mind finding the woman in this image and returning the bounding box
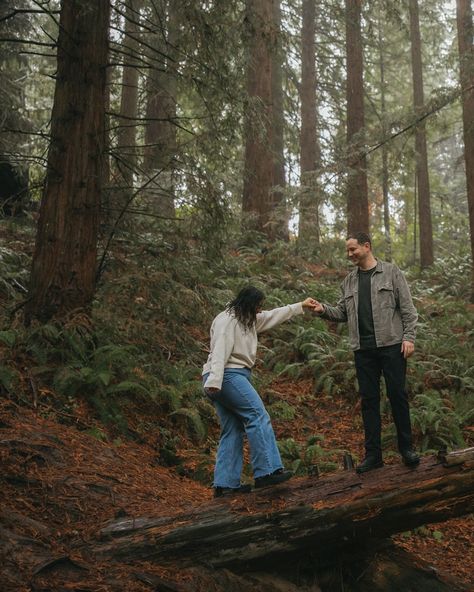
[202,286,317,497]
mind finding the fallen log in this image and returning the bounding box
[93,448,474,569]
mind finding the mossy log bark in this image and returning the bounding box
[94,449,474,569]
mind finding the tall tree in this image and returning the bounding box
[409,0,434,267]
[25,0,110,322]
[345,0,369,235]
[242,0,278,239]
[378,9,392,261]
[299,0,322,244]
[143,0,178,218]
[271,0,288,241]
[116,0,141,191]
[456,0,474,302]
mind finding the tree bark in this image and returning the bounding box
[143,0,177,218]
[271,0,288,241]
[242,0,278,240]
[409,0,434,267]
[116,0,141,190]
[94,449,474,569]
[456,0,474,302]
[299,0,321,245]
[378,11,392,261]
[345,0,369,236]
[25,0,110,323]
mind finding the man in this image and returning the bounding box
[313,232,420,473]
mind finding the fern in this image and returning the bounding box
[170,408,207,442]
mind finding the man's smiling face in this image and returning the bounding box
[346,238,371,267]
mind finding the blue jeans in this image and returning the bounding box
[203,368,283,488]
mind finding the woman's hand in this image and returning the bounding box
[301,297,320,311]
[205,387,220,396]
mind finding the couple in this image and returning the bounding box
[202,232,419,498]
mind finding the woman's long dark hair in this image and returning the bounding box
[226,286,265,330]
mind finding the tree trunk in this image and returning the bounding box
[378,11,391,262]
[25,0,110,323]
[116,0,141,190]
[299,0,321,245]
[242,0,277,239]
[409,0,434,267]
[456,0,474,302]
[143,0,177,218]
[345,0,369,236]
[95,449,474,568]
[271,0,288,241]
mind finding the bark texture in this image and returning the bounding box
[242,0,282,239]
[271,0,288,241]
[345,0,369,235]
[25,0,110,323]
[299,0,321,244]
[409,0,434,267]
[378,11,391,261]
[456,0,474,302]
[116,0,141,189]
[143,0,178,218]
[95,450,474,568]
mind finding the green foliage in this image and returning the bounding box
[410,390,468,451]
[0,245,30,301]
[170,408,207,443]
[278,435,341,476]
[0,364,17,393]
[267,400,297,420]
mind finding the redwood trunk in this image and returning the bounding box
[345,0,369,235]
[409,0,434,267]
[299,0,321,244]
[242,0,276,238]
[271,0,288,241]
[379,12,392,261]
[25,0,110,323]
[456,0,474,302]
[116,0,141,189]
[143,0,177,218]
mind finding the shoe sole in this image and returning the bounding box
[403,458,420,467]
[254,473,293,489]
[356,461,384,474]
[214,486,252,498]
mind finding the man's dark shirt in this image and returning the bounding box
[358,267,377,350]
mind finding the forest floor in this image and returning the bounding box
[1,221,473,590]
[1,371,473,591]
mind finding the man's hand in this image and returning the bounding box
[401,341,415,359]
[303,297,324,314]
[302,297,319,310]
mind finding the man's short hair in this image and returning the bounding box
[347,231,372,248]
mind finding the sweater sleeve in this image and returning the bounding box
[255,302,304,333]
[203,314,236,390]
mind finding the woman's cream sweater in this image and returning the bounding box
[202,303,304,390]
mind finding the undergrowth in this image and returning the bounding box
[1,220,473,482]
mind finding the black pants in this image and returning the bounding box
[354,343,413,457]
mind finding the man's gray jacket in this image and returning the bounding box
[320,260,418,351]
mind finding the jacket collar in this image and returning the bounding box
[349,258,384,279]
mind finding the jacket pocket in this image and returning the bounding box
[344,291,356,312]
[378,285,396,309]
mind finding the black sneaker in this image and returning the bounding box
[213,484,252,498]
[254,469,293,489]
[401,449,420,467]
[355,456,384,474]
